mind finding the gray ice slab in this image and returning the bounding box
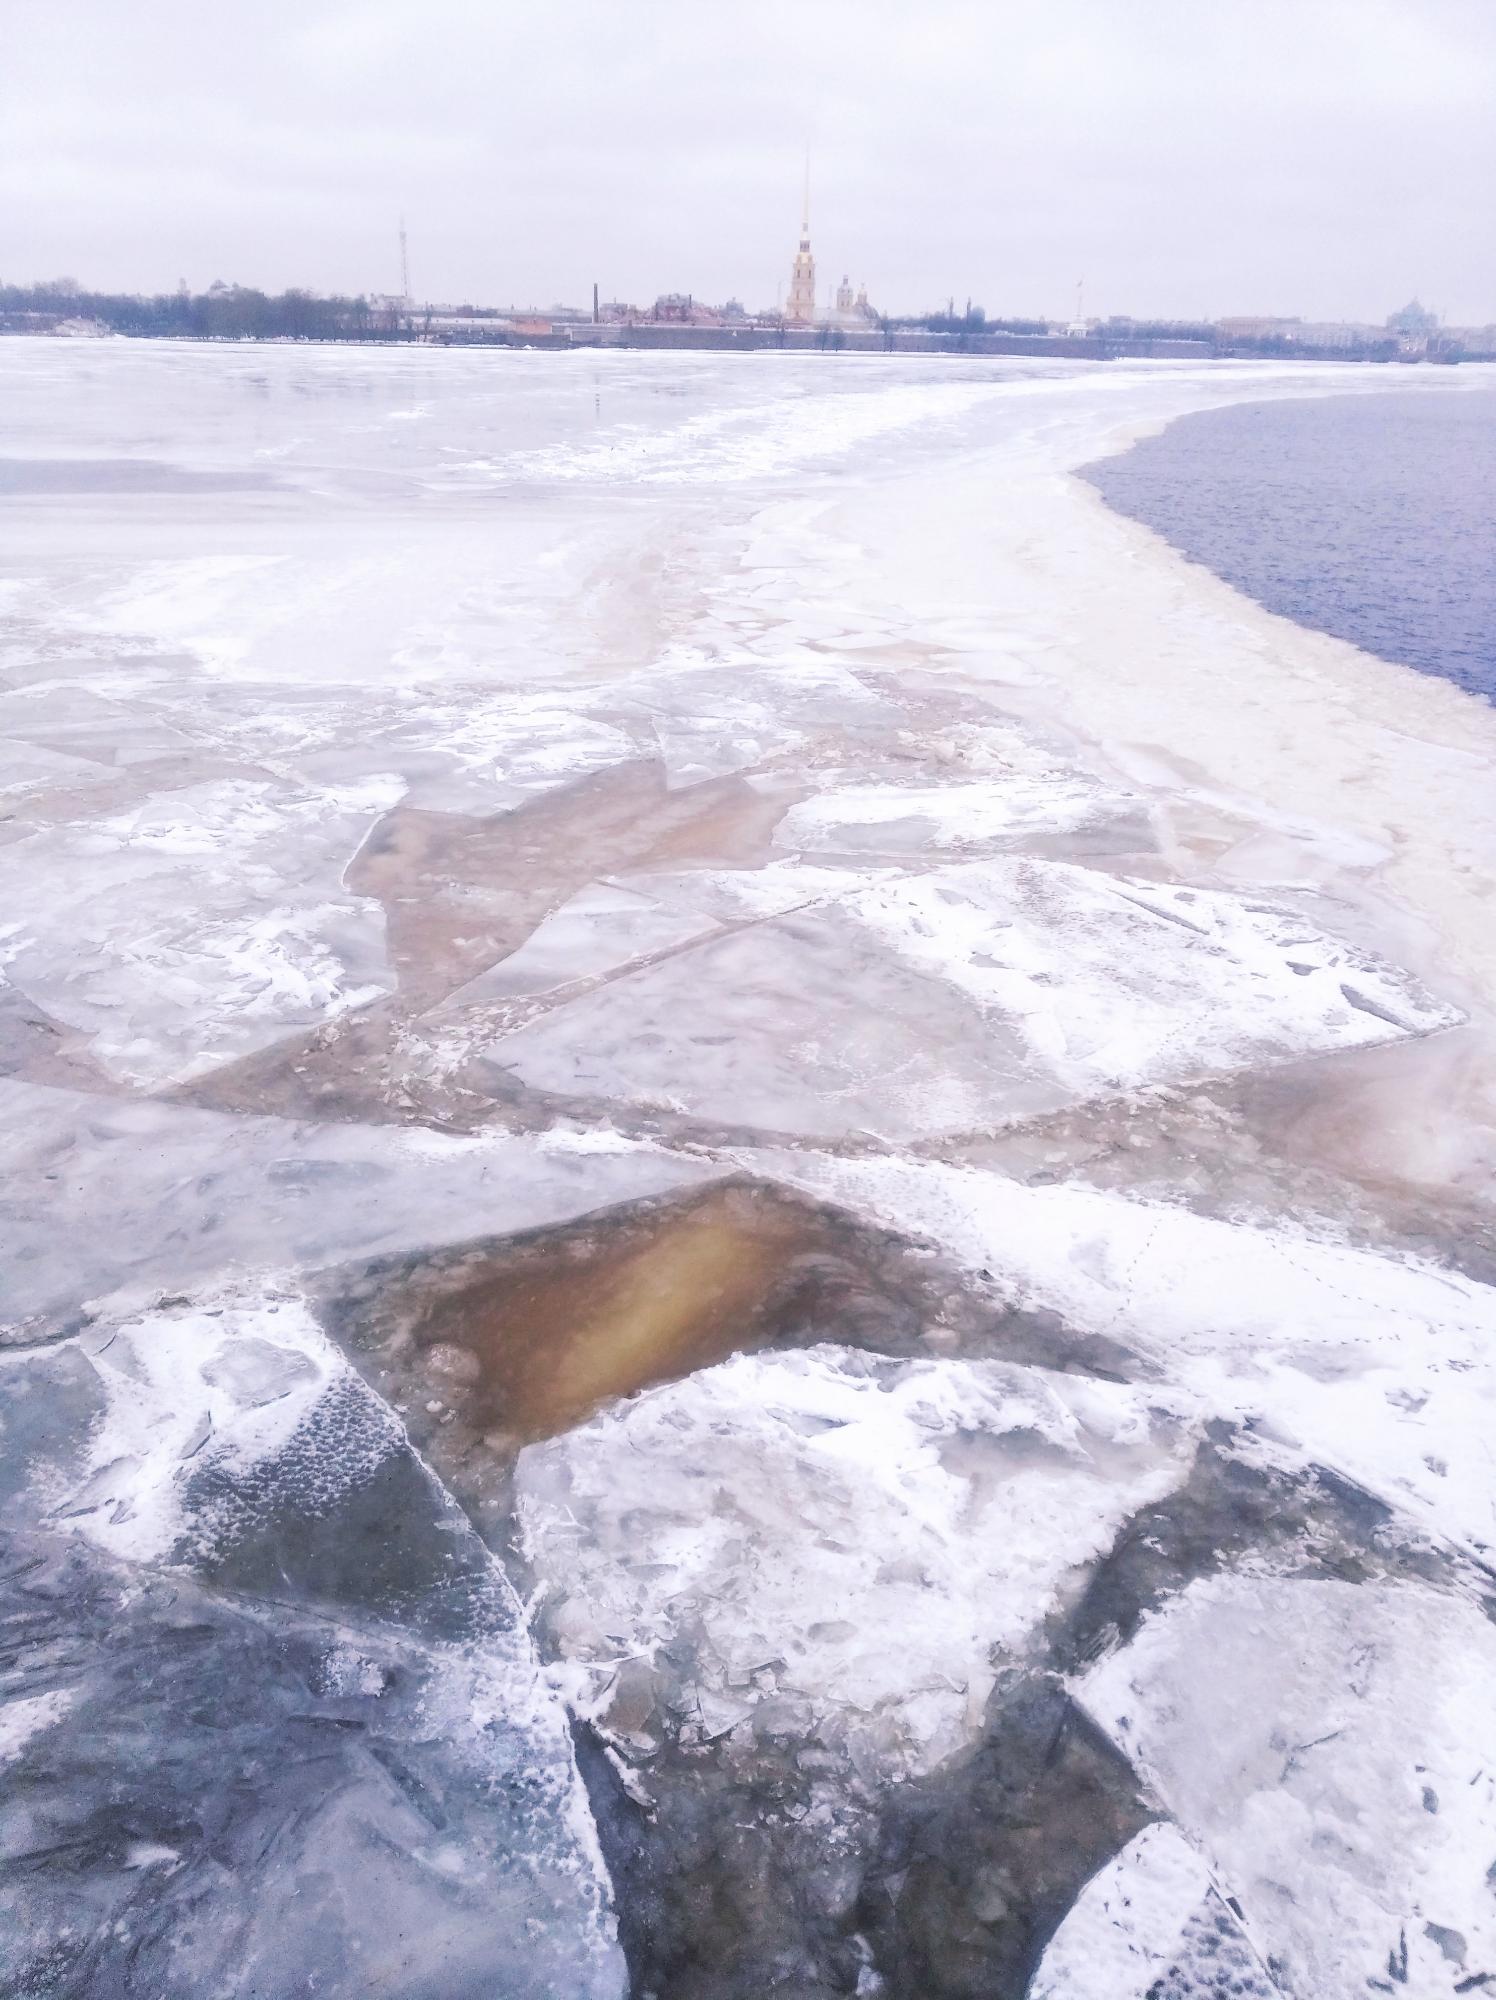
[483,899,1050,1142]
[0,1294,626,1999]
[481,857,1460,1142]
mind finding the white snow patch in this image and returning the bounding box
[776,774,1120,854]
[843,859,1460,1092]
[493,379,1009,487]
[58,1293,371,1563]
[518,1344,1191,1781]
[747,1154,1496,1554]
[1030,1825,1267,2000]
[1077,1575,1496,1999]
[123,1843,182,1871]
[0,1688,80,1765]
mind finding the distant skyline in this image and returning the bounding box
[5,0,1495,326]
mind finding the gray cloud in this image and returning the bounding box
[4,0,1493,322]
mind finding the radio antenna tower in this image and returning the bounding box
[399,216,411,303]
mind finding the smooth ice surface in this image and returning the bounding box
[486,857,1458,1140]
[0,1287,625,1997]
[518,1344,1192,1781]
[1077,1576,1496,1999]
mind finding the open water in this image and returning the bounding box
[1085,385,1496,701]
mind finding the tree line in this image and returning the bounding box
[0,279,410,341]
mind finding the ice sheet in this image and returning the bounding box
[1077,1576,1496,1999]
[518,1343,1193,1782]
[484,857,1458,1140]
[4,338,1495,1995]
[745,1152,1496,1555]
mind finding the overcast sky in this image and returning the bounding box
[5,0,1494,324]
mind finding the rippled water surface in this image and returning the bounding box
[1086,387,1496,700]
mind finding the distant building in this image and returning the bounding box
[1215,316,1394,353]
[823,275,877,328]
[650,294,735,326]
[786,184,816,326]
[1292,320,1381,350]
[782,169,878,329]
[1387,298,1439,336]
[1215,316,1301,340]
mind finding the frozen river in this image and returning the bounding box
[3,340,1496,1997]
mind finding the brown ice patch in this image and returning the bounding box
[348,759,795,1009]
[177,761,799,1122]
[0,753,262,832]
[316,1176,1132,1527]
[408,1187,806,1443]
[325,1181,915,1452]
[0,984,119,1092]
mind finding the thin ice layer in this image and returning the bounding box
[1076,1576,1496,1999]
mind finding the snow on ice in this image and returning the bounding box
[4,339,1496,1997]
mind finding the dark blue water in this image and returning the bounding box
[1084,389,1496,701]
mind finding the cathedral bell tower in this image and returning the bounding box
[786,163,816,325]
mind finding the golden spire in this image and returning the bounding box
[787,161,817,324]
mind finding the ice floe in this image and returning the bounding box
[0,775,402,1086]
[0,1286,626,1997]
[485,856,1459,1140]
[1076,1575,1496,1999]
[748,1153,1496,1554]
[518,1344,1193,1783]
